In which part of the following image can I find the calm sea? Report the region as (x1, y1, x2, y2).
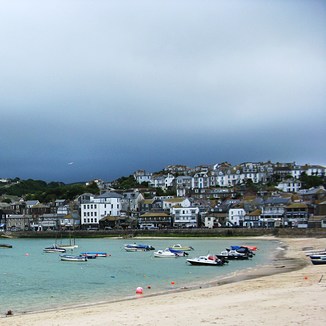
(0, 237, 279, 314)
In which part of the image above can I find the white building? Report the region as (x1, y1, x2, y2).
(149, 174, 175, 190)
(306, 165, 326, 177)
(80, 192, 123, 227)
(276, 179, 302, 193)
(133, 170, 153, 184)
(227, 208, 246, 227)
(172, 205, 199, 228)
(162, 197, 191, 210)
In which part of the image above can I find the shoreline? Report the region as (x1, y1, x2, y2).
(2, 236, 326, 325)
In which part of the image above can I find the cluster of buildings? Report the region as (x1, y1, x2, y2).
(1, 161, 326, 232)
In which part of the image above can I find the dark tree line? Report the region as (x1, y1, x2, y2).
(0, 179, 100, 203)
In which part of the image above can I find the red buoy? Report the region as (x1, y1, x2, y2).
(136, 287, 143, 294)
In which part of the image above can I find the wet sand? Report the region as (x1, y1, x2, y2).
(2, 236, 326, 326)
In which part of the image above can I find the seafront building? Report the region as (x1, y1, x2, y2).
(0, 161, 326, 232)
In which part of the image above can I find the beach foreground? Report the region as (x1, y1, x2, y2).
(2, 237, 326, 326)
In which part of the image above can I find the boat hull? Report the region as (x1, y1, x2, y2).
(80, 252, 107, 257)
(0, 244, 13, 248)
(310, 254, 326, 265)
(187, 255, 225, 266)
(60, 254, 87, 262)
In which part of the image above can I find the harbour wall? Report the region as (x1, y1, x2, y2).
(2, 227, 326, 239)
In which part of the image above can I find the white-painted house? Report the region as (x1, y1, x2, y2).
(149, 174, 175, 190)
(162, 197, 191, 210)
(276, 179, 302, 193)
(227, 207, 246, 227)
(172, 205, 199, 228)
(80, 192, 123, 227)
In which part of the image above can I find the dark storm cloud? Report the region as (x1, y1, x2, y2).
(0, 0, 325, 182)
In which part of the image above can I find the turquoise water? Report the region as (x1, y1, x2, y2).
(0, 238, 279, 314)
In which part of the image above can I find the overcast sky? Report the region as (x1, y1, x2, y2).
(0, 0, 325, 183)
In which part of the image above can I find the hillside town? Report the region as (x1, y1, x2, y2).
(1, 161, 326, 232)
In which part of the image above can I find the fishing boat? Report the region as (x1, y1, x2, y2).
(60, 254, 87, 262)
(124, 243, 155, 252)
(154, 248, 179, 258)
(80, 252, 108, 257)
(169, 244, 194, 251)
(310, 254, 326, 265)
(187, 254, 226, 266)
(43, 245, 66, 253)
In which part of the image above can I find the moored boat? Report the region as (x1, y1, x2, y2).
(168, 248, 189, 256)
(124, 243, 155, 252)
(241, 245, 258, 251)
(230, 246, 255, 257)
(304, 249, 326, 256)
(0, 243, 13, 248)
(80, 253, 97, 259)
(154, 248, 179, 258)
(216, 248, 250, 260)
(170, 244, 194, 251)
(187, 254, 226, 266)
(43, 245, 66, 253)
(310, 254, 326, 265)
(80, 252, 108, 257)
(60, 254, 87, 262)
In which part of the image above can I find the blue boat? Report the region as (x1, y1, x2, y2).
(80, 252, 108, 257)
(124, 243, 155, 252)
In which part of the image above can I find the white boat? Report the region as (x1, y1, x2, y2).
(57, 243, 78, 250)
(43, 245, 66, 253)
(60, 254, 87, 262)
(170, 244, 194, 251)
(304, 249, 326, 256)
(57, 233, 78, 249)
(187, 254, 226, 266)
(154, 249, 179, 258)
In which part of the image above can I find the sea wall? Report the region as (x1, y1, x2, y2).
(3, 227, 326, 239)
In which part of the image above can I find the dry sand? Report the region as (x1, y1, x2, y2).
(2, 237, 326, 326)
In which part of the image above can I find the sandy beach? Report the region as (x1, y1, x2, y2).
(2, 236, 326, 326)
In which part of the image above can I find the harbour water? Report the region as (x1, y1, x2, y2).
(0, 237, 279, 314)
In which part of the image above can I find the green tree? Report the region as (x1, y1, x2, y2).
(299, 172, 323, 188)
